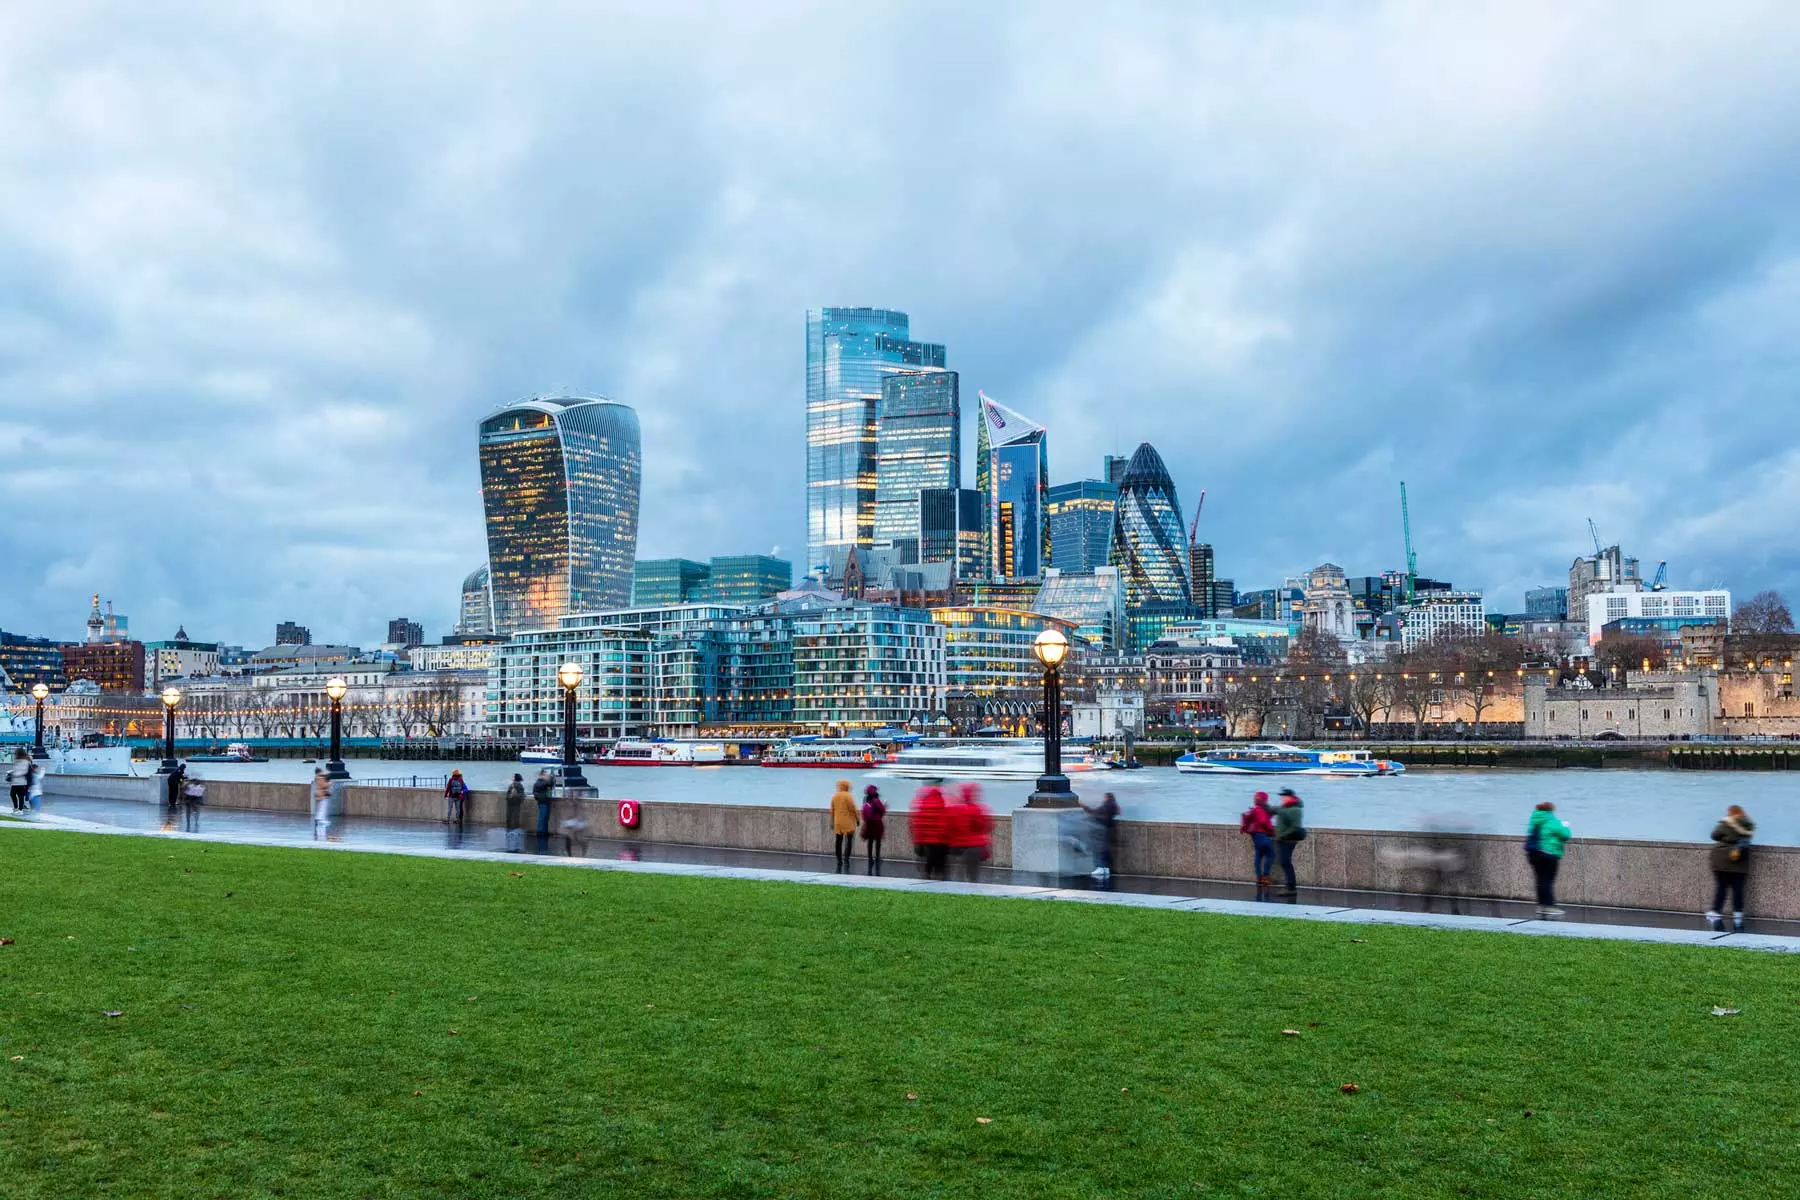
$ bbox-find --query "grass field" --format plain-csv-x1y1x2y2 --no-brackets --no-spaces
1,830,1795,1198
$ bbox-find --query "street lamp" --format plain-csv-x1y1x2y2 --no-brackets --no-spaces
1027,628,1076,808
324,677,350,781
30,683,49,759
158,686,183,774
557,661,590,791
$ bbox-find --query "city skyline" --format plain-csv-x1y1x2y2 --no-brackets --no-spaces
5,4,1800,646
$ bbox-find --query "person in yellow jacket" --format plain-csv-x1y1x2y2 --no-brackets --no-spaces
830,779,859,872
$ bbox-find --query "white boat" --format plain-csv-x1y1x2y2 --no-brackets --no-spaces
884,740,1100,782
49,742,142,776
596,739,729,766
1176,744,1405,777
519,745,564,764
759,738,886,769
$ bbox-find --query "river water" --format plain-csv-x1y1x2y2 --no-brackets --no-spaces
147,758,1800,846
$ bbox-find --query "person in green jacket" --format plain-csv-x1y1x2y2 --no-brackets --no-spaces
1524,801,1572,918
1706,805,1755,933
1271,789,1306,897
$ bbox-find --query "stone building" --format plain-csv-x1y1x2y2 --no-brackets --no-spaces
1522,673,1717,739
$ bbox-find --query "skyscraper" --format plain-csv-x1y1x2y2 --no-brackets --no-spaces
1189,542,1216,616
1109,442,1191,610
872,369,960,548
1046,479,1117,573
919,487,984,579
479,396,641,635
456,565,493,636
805,308,945,574
981,394,1049,581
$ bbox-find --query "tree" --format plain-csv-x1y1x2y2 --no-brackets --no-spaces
1446,631,1530,734
1218,674,1274,738
1386,645,1450,739
1733,590,1794,635
1285,628,1348,737
1342,671,1389,737
1593,633,1668,676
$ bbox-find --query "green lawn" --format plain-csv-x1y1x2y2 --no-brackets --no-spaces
1,831,1795,1198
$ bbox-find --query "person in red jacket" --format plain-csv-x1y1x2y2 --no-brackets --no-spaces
911,785,949,880
948,783,992,882
1240,791,1276,891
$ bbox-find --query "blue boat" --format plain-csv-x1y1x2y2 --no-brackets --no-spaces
1175,743,1405,777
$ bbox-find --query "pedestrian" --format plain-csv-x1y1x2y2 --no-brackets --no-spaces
860,784,886,874
8,750,32,811
504,772,526,852
1272,787,1306,896
443,769,469,824
532,768,555,837
948,783,992,882
1524,800,1572,918
911,784,948,880
830,779,859,872
311,768,333,840
182,772,205,832
1707,804,1755,932
1082,791,1121,885
26,756,44,811
1240,790,1276,890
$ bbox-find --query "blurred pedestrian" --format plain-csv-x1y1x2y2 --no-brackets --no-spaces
311,768,333,840
26,756,43,812
949,783,992,882
181,771,205,833
830,779,859,872
1524,800,1571,918
532,768,555,837
9,748,32,811
1272,787,1306,896
1707,804,1755,933
504,772,526,852
1082,791,1121,886
861,784,886,874
1240,790,1276,891
911,785,948,880
443,769,469,824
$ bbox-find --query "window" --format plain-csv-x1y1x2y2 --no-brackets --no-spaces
1744,701,1755,717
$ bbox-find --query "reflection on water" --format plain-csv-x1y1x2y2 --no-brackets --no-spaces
72,756,1800,845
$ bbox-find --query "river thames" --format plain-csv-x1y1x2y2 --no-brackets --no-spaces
148,758,1800,845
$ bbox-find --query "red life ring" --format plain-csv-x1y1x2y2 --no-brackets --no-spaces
617,798,640,829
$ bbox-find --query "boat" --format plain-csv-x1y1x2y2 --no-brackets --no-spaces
594,739,729,766
759,737,885,769
884,740,1101,782
48,737,142,776
188,742,269,764
519,745,564,764
1175,744,1405,776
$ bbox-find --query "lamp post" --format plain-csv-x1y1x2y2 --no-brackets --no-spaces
158,686,182,775
557,661,590,791
31,683,49,760
324,676,350,780
1027,628,1077,808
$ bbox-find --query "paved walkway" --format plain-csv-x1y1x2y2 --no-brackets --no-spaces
6,813,1797,954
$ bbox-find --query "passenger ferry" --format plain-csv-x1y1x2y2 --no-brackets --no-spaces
759,738,886,769
595,739,729,766
1176,744,1405,777
519,745,564,764
885,740,1101,782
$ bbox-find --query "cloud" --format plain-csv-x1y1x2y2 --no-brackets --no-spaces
2,0,1799,649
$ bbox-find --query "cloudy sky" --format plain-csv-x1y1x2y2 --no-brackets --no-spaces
4,1,1799,647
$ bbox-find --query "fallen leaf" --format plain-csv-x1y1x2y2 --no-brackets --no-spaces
1121,1087,1130,1093
976,1116,993,1125
103,1010,123,1018
905,1092,918,1101
466,996,478,1002
1281,1029,1301,1037
1340,1083,1360,1094
447,1029,459,1035
1523,1110,1534,1118
0,938,14,946
412,1090,423,1097
1711,1006,1741,1017
1307,1022,1320,1028
180,1005,195,1010
1349,938,1367,943
224,892,233,898
8,1055,21,1062
508,871,525,878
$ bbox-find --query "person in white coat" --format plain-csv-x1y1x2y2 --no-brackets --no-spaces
7,750,31,812
311,768,333,840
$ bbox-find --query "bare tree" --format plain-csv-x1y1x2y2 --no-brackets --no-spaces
1593,633,1668,677
1386,646,1447,739
1218,674,1274,738
249,694,279,739
417,682,461,737
392,691,423,740
1447,631,1530,734
1733,590,1794,635
1343,671,1389,737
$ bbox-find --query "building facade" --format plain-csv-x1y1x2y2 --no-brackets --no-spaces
0,630,67,692
386,618,424,648
1584,588,1730,646
1525,586,1569,619
1398,592,1487,649
930,606,1078,696
634,559,712,606
806,308,945,572
1046,479,1117,574
1144,639,1243,721
1568,545,1642,616
145,629,220,690
274,621,310,646
873,369,960,548
456,564,493,636
478,396,642,635
1523,674,1717,739
1300,563,1355,641
1108,442,1191,616
981,395,1049,581
704,555,792,605
919,487,984,579
60,641,146,693
1033,566,1124,650
408,638,502,673
791,605,945,729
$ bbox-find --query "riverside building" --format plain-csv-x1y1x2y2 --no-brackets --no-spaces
478,396,641,635
930,606,1078,696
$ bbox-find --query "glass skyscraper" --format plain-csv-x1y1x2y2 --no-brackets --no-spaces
633,559,711,606
705,555,793,604
478,396,641,635
1109,441,1191,611
805,308,945,574
919,487,984,579
1046,479,1117,573
981,395,1048,581
873,369,960,548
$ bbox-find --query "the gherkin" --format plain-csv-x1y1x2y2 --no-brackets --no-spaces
1108,442,1191,608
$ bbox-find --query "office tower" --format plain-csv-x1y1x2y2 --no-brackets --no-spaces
805,308,946,574
275,621,311,646
456,565,493,636
479,396,642,635
1208,579,1236,618
975,396,993,572
705,555,793,604
634,559,712,606
1046,479,1117,573
919,487,984,579
873,370,960,548
1525,586,1569,619
1189,543,1216,616
387,618,424,648
1108,442,1191,609
0,630,66,692
1103,454,1130,487
981,395,1049,580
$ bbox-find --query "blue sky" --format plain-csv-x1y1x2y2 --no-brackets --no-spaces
3,1,1799,647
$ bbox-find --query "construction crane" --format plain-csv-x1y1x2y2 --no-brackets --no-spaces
1588,518,1602,555
1187,490,1206,546
1650,561,1668,591
1400,482,1418,603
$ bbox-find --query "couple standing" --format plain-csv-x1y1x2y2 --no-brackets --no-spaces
1240,788,1306,897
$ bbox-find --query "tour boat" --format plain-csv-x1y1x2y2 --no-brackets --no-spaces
884,740,1101,782
48,739,141,776
594,739,729,766
1175,744,1405,777
759,738,886,769
519,745,564,764
188,742,269,764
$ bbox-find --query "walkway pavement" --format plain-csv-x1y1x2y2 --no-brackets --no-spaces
6,811,1797,954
